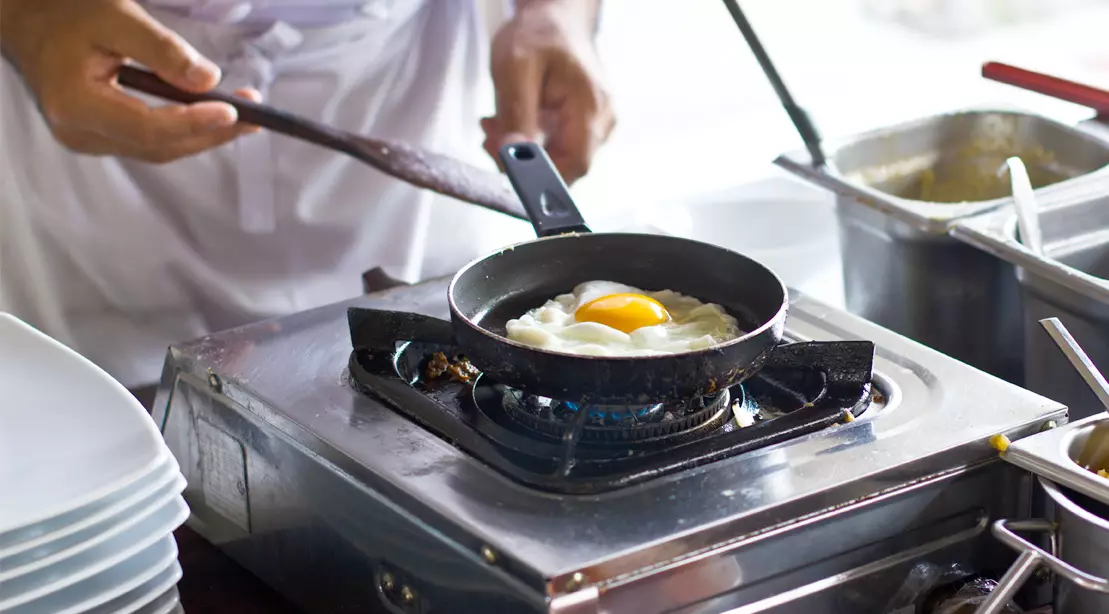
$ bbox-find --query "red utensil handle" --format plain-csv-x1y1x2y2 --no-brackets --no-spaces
982,61,1109,114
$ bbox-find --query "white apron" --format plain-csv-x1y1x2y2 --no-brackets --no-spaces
0,0,527,389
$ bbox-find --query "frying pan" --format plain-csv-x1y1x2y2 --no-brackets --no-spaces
352,142,788,404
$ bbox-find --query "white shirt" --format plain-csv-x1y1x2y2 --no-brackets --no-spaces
0,0,526,388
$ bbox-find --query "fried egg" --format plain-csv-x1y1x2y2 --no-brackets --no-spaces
505,280,743,357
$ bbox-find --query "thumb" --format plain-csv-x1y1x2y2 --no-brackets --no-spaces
103,1,221,92
491,49,544,146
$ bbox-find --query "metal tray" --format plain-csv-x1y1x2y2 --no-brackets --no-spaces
775,104,1109,233
951,177,1109,418
1003,413,1109,507
953,174,1109,305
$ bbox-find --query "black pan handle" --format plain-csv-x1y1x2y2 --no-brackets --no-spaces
348,307,455,352
498,142,591,237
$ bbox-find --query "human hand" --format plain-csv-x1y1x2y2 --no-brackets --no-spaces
0,0,260,163
483,0,615,184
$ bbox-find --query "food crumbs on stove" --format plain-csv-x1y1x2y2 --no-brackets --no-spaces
989,434,1011,453
447,359,479,383
1099,469,1108,478
872,392,886,404
843,410,855,423
426,352,450,379
425,351,479,383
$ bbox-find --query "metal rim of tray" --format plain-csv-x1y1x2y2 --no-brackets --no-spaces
774,104,1109,233
1001,413,1109,507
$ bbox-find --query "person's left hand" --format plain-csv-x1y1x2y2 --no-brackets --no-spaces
482,0,615,185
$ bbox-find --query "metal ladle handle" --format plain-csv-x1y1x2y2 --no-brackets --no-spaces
1039,317,1109,411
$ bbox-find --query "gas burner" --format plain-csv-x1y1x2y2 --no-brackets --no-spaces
345,309,879,494
496,384,730,443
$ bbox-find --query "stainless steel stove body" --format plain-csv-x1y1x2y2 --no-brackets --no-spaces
152,278,1066,614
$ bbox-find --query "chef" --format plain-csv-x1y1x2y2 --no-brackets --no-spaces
0,0,614,404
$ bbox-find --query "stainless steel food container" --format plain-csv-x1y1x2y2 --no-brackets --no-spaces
776,107,1109,384
953,178,1109,420
975,414,1109,614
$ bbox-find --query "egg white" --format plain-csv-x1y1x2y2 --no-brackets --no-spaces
505,280,743,357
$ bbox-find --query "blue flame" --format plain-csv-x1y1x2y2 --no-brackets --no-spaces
563,401,660,422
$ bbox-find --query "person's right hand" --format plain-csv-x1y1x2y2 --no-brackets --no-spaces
0,0,260,164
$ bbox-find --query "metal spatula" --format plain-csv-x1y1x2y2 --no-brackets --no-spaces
116,66,527,221
1040,317,1109,473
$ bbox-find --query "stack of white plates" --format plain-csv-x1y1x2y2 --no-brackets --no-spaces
0,314,189,614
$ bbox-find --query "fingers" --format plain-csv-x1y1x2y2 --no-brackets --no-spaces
481,112,554,172
55,83,261,163
89,84,237,143
490,40,545,147
546,98,615,184
135,123,252,163
54,122,251,164
231,87,264,133
100,0,221,91
10,0,257,163
484,90,613,185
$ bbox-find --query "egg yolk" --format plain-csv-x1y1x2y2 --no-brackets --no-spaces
574,293,670,333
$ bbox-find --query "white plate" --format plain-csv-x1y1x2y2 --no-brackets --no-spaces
0,496,188,608
0,314,168,538
0,472,186,580
135,586,181,614
3,534,180,614
84,560,181,614
0,454,180,559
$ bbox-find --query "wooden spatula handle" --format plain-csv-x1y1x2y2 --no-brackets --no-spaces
117,65,356,154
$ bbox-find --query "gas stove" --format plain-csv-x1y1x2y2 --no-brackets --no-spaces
346,309,880,495
152,277,1067,614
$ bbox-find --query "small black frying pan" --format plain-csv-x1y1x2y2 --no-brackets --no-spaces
351,142,788,404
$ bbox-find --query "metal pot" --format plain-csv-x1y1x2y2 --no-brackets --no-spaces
974,477,1109,614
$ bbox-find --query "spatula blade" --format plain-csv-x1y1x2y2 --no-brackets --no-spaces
352,138,528,221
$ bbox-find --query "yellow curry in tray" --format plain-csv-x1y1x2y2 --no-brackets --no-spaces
902,144,1070,203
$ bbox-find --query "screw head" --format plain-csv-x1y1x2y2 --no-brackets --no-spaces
481,546,498,564
380,573,396,592
400,586,416,604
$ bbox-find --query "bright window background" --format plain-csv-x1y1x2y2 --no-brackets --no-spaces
569,0,1109,219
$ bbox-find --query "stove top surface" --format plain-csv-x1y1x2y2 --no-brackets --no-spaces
162,276,1065,585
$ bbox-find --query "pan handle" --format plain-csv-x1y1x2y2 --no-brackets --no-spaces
347,307,456,352
498,142,591,238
